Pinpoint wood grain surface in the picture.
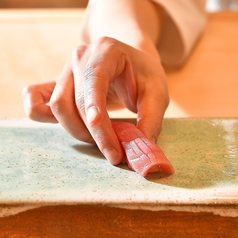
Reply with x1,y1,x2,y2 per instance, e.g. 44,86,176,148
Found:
1,205,238,238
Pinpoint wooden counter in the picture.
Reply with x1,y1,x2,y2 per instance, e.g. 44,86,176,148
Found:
166,11,238,118
1,205,237,238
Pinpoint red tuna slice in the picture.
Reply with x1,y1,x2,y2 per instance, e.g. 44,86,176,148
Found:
112,122,174,177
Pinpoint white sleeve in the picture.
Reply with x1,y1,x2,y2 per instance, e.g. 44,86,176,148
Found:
152,0,207,66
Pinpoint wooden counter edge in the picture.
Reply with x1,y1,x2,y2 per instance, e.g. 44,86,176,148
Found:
0,204,237,237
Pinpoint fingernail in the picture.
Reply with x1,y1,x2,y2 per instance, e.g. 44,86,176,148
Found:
103,146,119,165
87,106,99,125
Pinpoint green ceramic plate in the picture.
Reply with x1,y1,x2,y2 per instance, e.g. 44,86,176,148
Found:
0,118,237,207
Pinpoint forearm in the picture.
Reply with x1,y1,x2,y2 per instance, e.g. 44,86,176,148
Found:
81,0,163,57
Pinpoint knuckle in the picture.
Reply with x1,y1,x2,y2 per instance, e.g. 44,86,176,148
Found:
50,93,66,115
21,85,37,118
21,85,35,97
94,36,116,46
72,45,88,60
24,106,39,122
96,36,119,46
94,37,122,55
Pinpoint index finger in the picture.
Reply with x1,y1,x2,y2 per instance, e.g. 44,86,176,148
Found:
72,39,133,165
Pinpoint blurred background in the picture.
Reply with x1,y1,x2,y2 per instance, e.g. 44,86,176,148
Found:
0,0,237,11
0,0,237,119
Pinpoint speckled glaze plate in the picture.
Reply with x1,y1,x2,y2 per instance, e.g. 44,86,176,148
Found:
0,118,237,208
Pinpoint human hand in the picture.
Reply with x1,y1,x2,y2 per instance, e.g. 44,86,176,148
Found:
22,37,169,165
